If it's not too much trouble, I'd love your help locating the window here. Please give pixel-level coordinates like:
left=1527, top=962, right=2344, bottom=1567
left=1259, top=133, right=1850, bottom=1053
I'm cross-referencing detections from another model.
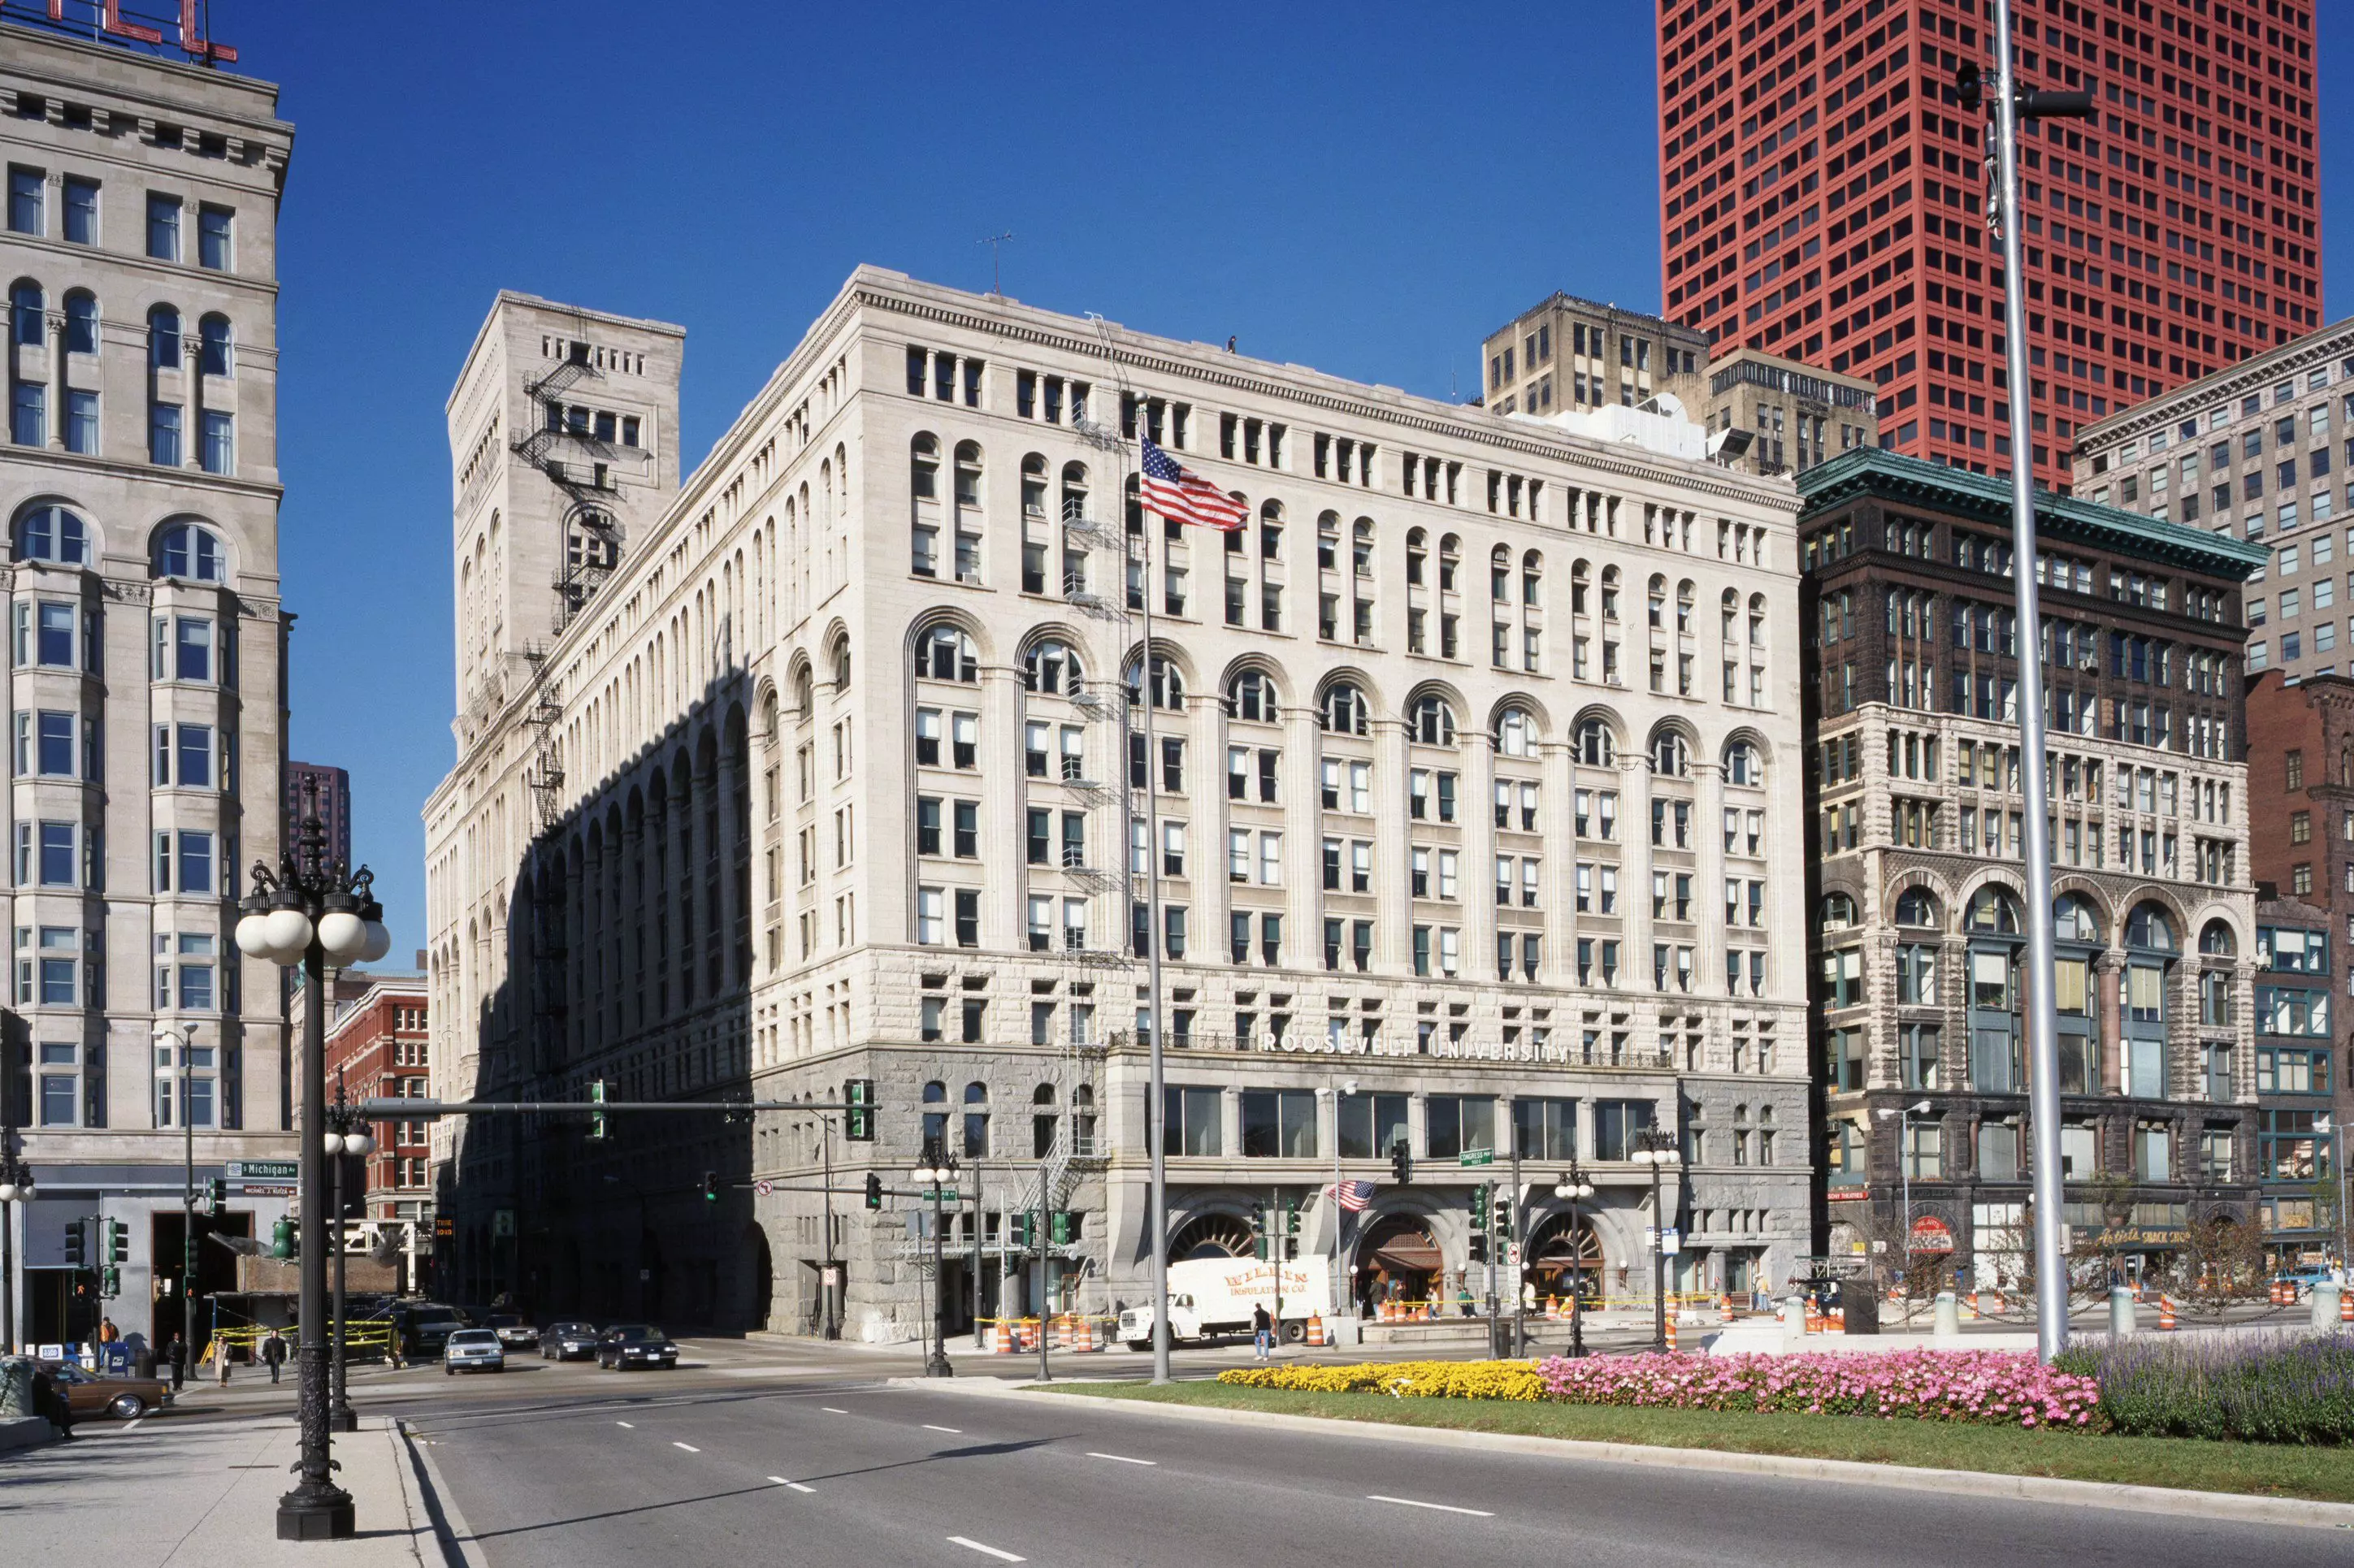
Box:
left=149, top=403, right=183, bottom=467
left=62, top=176, right=96, bottom=245
left=200, top=410, right=233, bottom=474
left=63, top=390, right=96, bottom=455
left=1160, top=1085, right=1222, bottom=1156
left=1320, top=681, right=1368, bottom=735
left=1424, top=1094, right=1497, bottom=1159
left=7, top=165, right=42, bottom=234
left=918, top=623, right=979, bottom=682
left=13, top=506, right=83, bottom=570
left=197, top=204, right=232, bottom=270
left=1240, top=1089, right=1319, bottom=1158
left=1337, top=1091, right=1410, bottom=1160
left=1592, top=1099, right=1656, bottom=1162
left=145, top=193, right=180, bottom=261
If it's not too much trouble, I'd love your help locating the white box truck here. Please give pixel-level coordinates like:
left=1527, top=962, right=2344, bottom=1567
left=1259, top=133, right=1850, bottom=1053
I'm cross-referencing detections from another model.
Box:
left=1117, top=1256, right=1333, bottom=1349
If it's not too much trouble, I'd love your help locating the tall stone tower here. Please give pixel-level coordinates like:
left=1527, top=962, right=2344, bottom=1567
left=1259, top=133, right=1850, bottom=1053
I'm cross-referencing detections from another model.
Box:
left=445, top=293, right=684, bottom=746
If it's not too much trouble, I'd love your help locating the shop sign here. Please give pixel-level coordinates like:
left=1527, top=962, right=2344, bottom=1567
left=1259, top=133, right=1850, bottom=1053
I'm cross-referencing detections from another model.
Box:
left=1908, top=1216, right=1956, bottom=1254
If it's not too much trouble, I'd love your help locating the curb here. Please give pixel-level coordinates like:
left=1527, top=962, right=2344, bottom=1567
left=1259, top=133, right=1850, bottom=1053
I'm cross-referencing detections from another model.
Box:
left=398, top=1418, right=491, bottom=1568
left=900, top=1380, right=2354, bottom=1534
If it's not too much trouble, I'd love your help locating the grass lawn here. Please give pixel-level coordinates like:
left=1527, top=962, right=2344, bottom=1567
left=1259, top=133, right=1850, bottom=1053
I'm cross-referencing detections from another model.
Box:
left=1031, top=1380, right=2354, bottom=1505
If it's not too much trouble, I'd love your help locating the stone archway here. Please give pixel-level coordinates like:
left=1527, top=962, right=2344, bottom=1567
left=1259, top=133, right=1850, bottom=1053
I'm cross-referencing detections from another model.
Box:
left=1355, top=1212, right=1441, bottom=1310
left=1169, top=1212, right=1254, bottom=1260
left=1524, top=1210, right=1604, bottom=1303
left=739, top=1222, right=774, bottom=1332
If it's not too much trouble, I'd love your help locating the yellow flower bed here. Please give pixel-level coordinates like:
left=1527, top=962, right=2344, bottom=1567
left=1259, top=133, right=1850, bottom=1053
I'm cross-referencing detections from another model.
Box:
left=1217, top=1359, right=1544, bottom=1401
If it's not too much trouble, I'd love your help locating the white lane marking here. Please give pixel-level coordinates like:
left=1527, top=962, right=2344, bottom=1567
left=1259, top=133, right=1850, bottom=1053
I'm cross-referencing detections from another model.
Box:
left=1365, top=1494, right=1493, bottom=1518
left=768, top=1476, right=817, bottom=1493
left=672, top=1441, right=701, bottom=1453
left=615, top=1421, right=635, bottom=1429
left=947, top=1538, right=1025, bottom=1563
left=120, top=1418, right=144, bottom=1435
left=821, top=1406, right=848, bottom=1414
left=1086, top=1451, right=1155, bottom=1466
left=921, top=1423, right=962, bottom=1433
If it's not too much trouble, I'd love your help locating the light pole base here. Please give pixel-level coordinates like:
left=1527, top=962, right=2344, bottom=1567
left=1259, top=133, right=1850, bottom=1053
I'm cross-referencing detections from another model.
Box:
left=330, top=1402, right=360, bottom=1434
left=276, top=1483, right=355, bottom=1540
left=926, top=1353, right=954, bottom=1378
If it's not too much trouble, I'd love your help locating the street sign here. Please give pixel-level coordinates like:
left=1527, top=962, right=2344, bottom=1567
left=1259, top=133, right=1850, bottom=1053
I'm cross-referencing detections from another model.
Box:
left=1504, top=1242, right=1522, bottom=1271
left=236, top=1185, right=295, bottom=1198
left=1909, top=1216, right=1956, bottom=1254
left=230, top=1159, right=297, bottom=1181
left=754, top=1180, right=774, bottom=1197
left=925, top=1189, right=960, bottom=1203
left=1458, top=1149, right=1494, bottom=1167
left=1649, top=1227, right=1681, bottom=1255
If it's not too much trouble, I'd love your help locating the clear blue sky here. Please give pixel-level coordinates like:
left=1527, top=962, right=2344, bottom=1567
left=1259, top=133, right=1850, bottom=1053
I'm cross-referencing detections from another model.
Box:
left=239, top=2, right=2348, bottom=955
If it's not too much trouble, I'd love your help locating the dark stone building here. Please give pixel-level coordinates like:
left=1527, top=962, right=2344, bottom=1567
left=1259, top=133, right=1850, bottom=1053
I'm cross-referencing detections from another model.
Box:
left=1800, top=448, right=2266, bottom=1292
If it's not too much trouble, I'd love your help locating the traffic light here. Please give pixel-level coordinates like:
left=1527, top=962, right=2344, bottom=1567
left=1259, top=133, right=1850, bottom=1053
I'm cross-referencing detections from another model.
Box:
left=864, top=1172, right=883, bottom=1211
left=1050, top=1211, right=1073, bottom=1247
left=271, top=1215, right=295, bottom=1259
left=63, top=1218, right=86, bottom=1267
left=700, top=1171, right=719, bottom=1202
left=1471, top=1182, right=1491, bottom=1230
left=1954, top=60, right=1982, bottom=112
left=588, top=1078, right=607, bottom=1141
left=1390, top=1139, right=1412, bottom=1186
left=844, top=1079, right=876, bottom=1141
left=1250, top=1205, right=1268, bottom=1262
left=106, top=1217, right=129, bottom=1264
left=101, top=1267, right=120, bottom=1298
left=206, top=1177, right=228, bottom=1215
left=1283, top=1198, right=1300, bottom=1261
left=1009, top=1211, right=1034, bottom=1249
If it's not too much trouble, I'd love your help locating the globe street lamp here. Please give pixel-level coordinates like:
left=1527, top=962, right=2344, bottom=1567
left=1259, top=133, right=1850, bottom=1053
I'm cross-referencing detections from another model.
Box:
left=324, top=1078, right=376, bottom=1433
left=1552, top=1161, right=1595, bottom=1359
left=909, top=1146, right=959, bottom=1378
left=0, top=1143, right=34, bottom=1354
left=236, top=784, right=388, bottom=1540
left=1630, top=1128, right=1680, bottom=1352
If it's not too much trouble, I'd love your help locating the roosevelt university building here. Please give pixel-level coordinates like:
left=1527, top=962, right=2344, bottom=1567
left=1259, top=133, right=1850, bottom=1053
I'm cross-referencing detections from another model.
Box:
left=425, top=269, right=1810, bottom=1340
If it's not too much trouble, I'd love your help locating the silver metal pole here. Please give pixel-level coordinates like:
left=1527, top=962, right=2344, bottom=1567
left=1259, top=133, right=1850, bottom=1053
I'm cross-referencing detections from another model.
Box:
left=1329, top=1081, right=1344, bottom=1321
left=1139, top=481, right=1172, bottom=1385
left=1992, top=0, right=2069, bottom=1362
left=1901, top=1106, right=1913, bottom=1302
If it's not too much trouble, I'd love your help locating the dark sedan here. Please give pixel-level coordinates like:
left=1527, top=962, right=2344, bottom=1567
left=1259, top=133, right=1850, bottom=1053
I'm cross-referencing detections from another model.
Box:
left=540, top=1321, right=600, bottom=1361
left=595, top=1324, right=678, bottom=1371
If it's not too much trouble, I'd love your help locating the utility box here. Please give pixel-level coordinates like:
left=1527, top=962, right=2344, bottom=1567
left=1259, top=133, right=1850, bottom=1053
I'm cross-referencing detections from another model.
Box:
left=1841, top=1293, right=1880, bottom=1334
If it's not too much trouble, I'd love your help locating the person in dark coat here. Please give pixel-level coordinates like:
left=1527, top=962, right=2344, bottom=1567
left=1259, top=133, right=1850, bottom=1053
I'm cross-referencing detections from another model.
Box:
left=1251, top=1302, right=1273, bottom=1361
left=164, top=1335, right=188, bottom=1390
left=32, top=1364, right=72, bottom=1440
left=261, top=1329, right=288, bottom=1384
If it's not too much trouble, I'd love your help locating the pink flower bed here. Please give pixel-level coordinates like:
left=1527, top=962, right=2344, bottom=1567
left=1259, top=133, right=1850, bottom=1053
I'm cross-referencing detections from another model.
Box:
left=1534, top=1349, right=2101, bottom=1432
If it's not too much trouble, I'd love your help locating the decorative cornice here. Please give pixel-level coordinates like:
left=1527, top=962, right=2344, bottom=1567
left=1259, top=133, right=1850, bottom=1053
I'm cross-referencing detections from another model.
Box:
left=2075, top=318, right=2354, bottom=452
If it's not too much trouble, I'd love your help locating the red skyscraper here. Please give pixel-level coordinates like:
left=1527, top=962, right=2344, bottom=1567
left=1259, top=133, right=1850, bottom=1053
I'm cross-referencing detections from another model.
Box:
left=1656, top=0, right=2319, bottom=490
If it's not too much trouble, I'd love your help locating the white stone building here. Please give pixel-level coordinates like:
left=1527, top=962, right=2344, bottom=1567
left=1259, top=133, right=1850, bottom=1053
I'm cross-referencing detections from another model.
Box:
left=425, top=268, right=1812, bottom=1341
left=0, top=21, right=293, bottom=1351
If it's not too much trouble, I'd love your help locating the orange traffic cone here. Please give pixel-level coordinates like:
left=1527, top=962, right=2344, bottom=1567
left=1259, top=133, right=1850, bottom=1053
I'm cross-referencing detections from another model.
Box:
left=2340, top=1290, right=2352, bottom=1325
left=1307, top=1314, right=1325, bottom=1347
left=1664, top=1317, right=1679, bottom=1352
left=2158, top=1296, right=2178, bottom=1332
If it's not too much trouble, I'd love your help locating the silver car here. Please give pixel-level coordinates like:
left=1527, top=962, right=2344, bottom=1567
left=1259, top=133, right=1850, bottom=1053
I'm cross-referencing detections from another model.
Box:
left=442, top=1328, right=505, bottom=1375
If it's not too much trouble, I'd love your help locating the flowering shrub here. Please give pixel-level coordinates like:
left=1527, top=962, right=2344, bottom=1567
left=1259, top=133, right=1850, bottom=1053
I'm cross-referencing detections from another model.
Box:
left=2058, top=1331, right=2354, bottom=1444
left=1534, top=1349, right=2100, bottom=1431
left=1219, top=1359, right=1545, bottom=1401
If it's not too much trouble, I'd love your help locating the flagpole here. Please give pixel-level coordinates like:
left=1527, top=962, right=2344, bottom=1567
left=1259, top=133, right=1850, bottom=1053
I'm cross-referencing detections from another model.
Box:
left=1138, top=472, right=1173, bottom=1387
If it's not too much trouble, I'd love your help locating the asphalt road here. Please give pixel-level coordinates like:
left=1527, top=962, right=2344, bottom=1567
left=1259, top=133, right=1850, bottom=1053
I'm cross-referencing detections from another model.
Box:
left=356, top=1343, right=2344, bottom=1568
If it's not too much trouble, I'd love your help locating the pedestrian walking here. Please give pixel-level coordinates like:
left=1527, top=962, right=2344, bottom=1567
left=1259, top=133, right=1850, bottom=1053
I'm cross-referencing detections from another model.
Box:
left=164, top=1334, right=187, bottom=1391
left=1251, top=1302, right=1272, bottom=1361
left=262, top=1329, right=287, bottom=1384
left=32, top=1362, right=72, bottom=1441
left=215, top=1339, right=232, bottom=1386
left=98, top=1316, right=119, bottom=1344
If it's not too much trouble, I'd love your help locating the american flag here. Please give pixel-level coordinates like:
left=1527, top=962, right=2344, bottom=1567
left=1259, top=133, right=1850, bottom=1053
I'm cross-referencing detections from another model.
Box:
left=1326, top=1179, right=1376, bottom=1212
left=1139, top=437, right=1248, bottom=531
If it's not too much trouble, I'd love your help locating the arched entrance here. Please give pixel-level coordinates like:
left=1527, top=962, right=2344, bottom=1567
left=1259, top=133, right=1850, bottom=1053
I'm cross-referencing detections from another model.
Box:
left=1169, top=1212, right=1254, bottom=1259
left=740, top=1223, right=774, bottom=1332
left=1523, top=1211, right=1603, bottom=1302
left=1355, top=1213, right=1441, bottom=1311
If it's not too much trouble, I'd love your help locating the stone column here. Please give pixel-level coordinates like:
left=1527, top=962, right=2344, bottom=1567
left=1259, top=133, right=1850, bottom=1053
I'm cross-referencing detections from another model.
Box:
left=1372, top=718, right=1412, bottom=970
left=1463, top=732, right=1498, bottom=980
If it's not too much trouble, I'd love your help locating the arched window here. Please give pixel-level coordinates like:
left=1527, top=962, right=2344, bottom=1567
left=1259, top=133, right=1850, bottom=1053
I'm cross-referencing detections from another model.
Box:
left=1226, top=669, right=1277, bottom=723
left=1060, top=461, right=1090, bottom=524
left=10, top=280, right=42, bottom=347
left=2053, top=894, right=2101, bottom=942
left=921, top=1080, right=947, bottom=1154
left=1894, top=888, right=1940, bottom=928
left=917, top=623, right=979, bottom=682
left=962, top=1081, right=991, bottom=1159
left=1521, top=550, right=1542, bottom=605
left=1437, top=533, right=1460, bottom=591
left=1574, top=717, right=1614, bottom=767
left=1571, top=559, right=1591, bottom=613
left=154, top=520, right=224, bottom=582
left=1351, top=517, right=1374, bottom=577
left=1032, top=1083, right=1059, bottom=1158
left=1023, top=638, right=1081, bottom=695
left=1676, top=579, right=1695, bottom=631
left=147, top=302, right=180, bottom=368
left=908, top=435, right=941, bottom=577
left=834, top=644, right=852, bottom=689
left=1749, top=592, right=1767, bottom=646
left=1316, top=511, right=1341, bottom=570
left=1406, top=527, right=1427, bottom=585
left=910, top=434, right=940, bottom=498
left=1647, top=574, right=1667, bottom=628
left=1411, top=693, right=1458, bottom=746
left=62, top=290, right=97, bottom=355
left=1490, top=544, right=1513, bottom=602
left=17, top=505, right=90, bottom=565
left=2126, top=903, right=2177, bottom=952
left=1600, top=565, right=1622, bottom=620
left=1820, top=892, right=1859, bottom=930
left=2198, top=919, right=2235, bottom=957
left=1722, top=587, right=1740, bottom=642
left=952, top=440, right=982, bottom=506
left=1723, top=739, right=1762, bottom=786
left=1320, top=681, right=1368, bottom=736
left=1966, top=886, right=2023, bottom=935
left=1652, top=728, right=1690, bottom=777
left=1126, top=652, right=1184, bottom=711
left=1496, top=706, right=1537, bottom=758
left=197, top=312, right=232, bottom=377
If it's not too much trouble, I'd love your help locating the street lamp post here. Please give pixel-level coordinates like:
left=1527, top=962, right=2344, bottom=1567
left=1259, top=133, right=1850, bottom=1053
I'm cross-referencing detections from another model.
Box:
left=0, top=1141, right=33, bottom=1354
left=234, top=782, right=389, bottom=1540
left=1316, top=1078, right=1358, bottom=1323
left=911, top=1145, right=959, bottom=1378
left=324, top=1076, right=376, bottom=1433
left=1553, top=1162, right=1595, bottom=1359
left=1631, top=1128, right=1680, bottom=1352
left=1878, top=1099, right=1934, bottom=1311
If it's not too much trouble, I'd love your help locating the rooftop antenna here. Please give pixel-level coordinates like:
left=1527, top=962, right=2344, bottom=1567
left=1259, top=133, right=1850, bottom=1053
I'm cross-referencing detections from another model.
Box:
left=978, top=232, right=1015, bottom=297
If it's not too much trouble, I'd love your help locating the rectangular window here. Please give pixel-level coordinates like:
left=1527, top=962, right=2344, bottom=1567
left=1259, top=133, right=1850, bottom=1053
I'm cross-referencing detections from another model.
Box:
left=61, top=175, right=97, bottom=245
left=145, top=193, right=180, bottom=261
left=1424, top=1094, right=1497, bottom=1160
left=11, top=383, right=43, bottom=448
left=150, top=403, right=183, bottom=466
left=197, top=204, right=232, bottom=271
left=200, top=410, right=233, bottom=474
left=1160, top=1085, right=1222, bottom=1156
left=7, top=165, right=41, bottom=235
left=63, top=389, right=97, bottom=455
left=1240, top=1088, right=1320, bottom=1158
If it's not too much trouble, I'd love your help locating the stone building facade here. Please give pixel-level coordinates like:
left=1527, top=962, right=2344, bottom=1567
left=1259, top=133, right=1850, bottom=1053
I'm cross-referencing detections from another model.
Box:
left=1703, top=348, right=1879, bottom=479
left=427, top=267, right=1814, bottom=1341
left=2247, top=890, right=2334, bottom=1270
left=0, top=22, right=293, bottom=1350
left=1802, top=448, right=2265, bottom=1289
left=319, top=971, right=430, bottom=1289
left=1481, top=293, right=1707, bottom=419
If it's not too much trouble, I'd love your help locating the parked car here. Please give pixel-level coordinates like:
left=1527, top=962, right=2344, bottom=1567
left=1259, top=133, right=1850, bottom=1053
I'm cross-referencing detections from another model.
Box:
left=2275, top=1267, right=2336, bottom=1301
left=40, top=1359, right=174, bottom=1419
left=540, top=1321, right=600, bottom=1361
left=391, top=1302, right=470, bottom=1359
left=442, top=1328, right=505, bottom=1375
left=485, top=1314, right=540, bottom=1351
left=596, top=1324, right=678, bottom=1371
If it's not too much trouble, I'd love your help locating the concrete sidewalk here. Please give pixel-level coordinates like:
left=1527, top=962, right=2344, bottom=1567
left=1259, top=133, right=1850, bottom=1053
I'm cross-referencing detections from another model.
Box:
left=0, top=1410, right=438, bottom=1566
